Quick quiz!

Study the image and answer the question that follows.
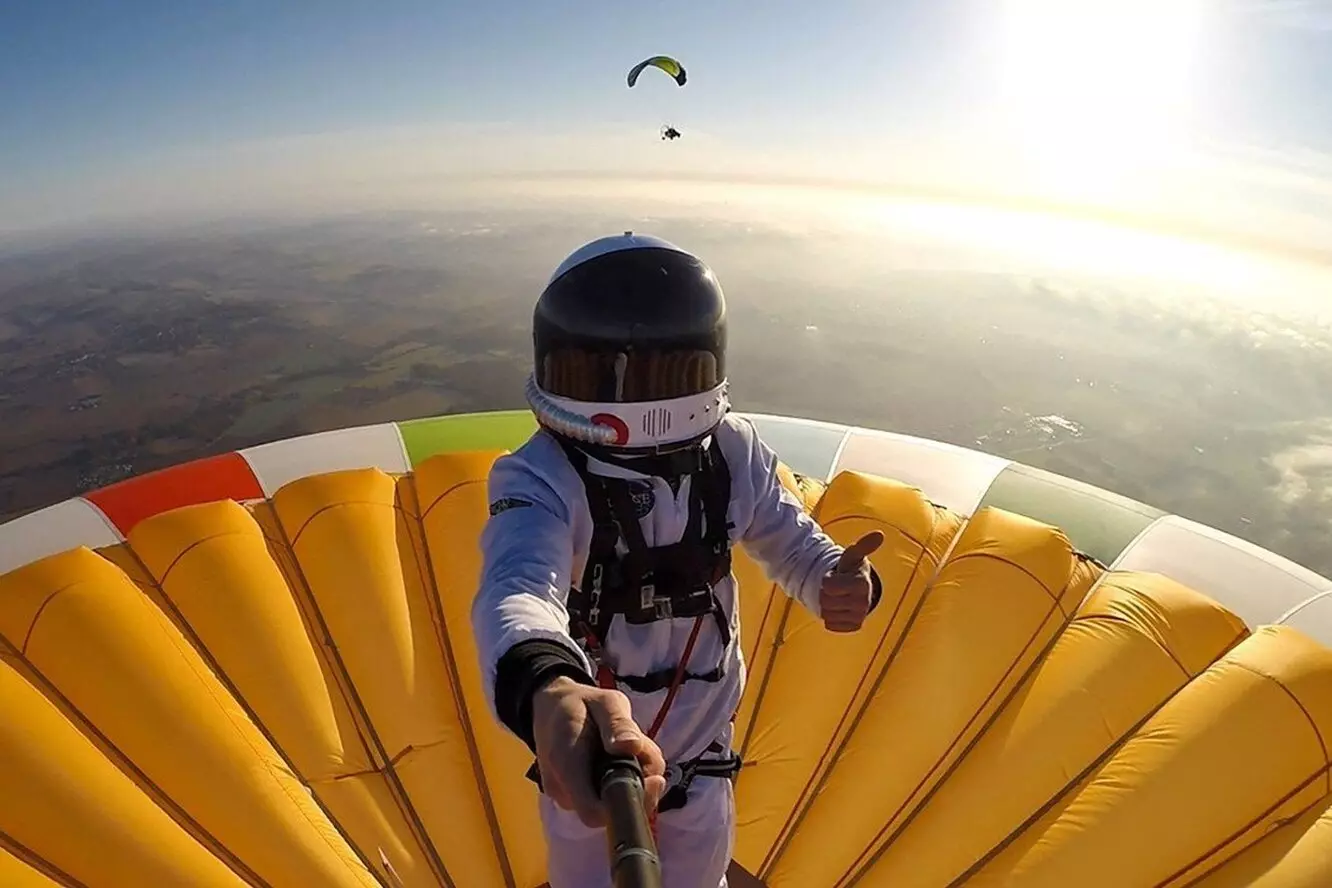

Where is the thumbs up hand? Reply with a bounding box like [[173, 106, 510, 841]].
[[820, 531, 884, 633]]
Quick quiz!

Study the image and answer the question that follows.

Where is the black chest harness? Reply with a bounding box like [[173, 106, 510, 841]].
[[554, 433, 736, 694], [546, 433, 745, 812]]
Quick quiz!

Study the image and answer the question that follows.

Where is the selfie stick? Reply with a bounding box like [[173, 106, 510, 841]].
[[595, 751, 663, 888]]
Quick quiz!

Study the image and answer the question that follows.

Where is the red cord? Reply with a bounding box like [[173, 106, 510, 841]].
[[644, 614, 704, 837], [646, 615, 704, 740]]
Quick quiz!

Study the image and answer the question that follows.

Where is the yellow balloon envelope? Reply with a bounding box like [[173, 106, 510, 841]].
[[0, 408, 1329, 887]]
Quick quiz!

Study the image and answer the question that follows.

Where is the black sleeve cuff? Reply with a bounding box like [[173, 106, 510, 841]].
[[494, 639, 595, 752], [868, 564, 884, 613]]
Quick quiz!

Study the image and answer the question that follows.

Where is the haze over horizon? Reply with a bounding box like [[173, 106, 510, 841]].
[[7, 0, 1332, 578], [5, 0, 1332, 259]]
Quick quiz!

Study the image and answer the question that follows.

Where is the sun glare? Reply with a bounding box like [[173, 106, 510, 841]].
[[994, 0, 1207, 197]]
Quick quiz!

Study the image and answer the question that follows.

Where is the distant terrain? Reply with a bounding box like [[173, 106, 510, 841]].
[[4, 207, 1332, 578]]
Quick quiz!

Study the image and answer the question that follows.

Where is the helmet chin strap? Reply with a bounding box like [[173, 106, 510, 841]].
[[575, 436, 713, 480]]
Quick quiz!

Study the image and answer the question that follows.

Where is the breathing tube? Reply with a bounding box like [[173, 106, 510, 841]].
[[525, 373, 621, 446]]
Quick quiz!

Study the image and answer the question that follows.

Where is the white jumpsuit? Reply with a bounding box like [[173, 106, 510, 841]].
[[472, 413, 846, 888]]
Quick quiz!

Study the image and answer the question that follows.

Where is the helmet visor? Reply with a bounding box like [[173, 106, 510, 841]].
[[539, 347, 722, 403]]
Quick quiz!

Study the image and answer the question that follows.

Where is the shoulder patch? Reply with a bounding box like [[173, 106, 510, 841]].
[[489, 496, 534, 516]]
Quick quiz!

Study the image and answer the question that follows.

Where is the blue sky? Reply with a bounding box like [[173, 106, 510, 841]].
[[4, 0, 1332, 239], [1, 1, 968, 167]]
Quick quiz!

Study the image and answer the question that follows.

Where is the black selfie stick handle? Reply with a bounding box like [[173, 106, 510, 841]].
[[594, 747, 663, 888]]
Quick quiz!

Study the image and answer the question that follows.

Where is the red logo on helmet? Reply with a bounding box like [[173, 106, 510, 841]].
[[590, 413, 630, 445]]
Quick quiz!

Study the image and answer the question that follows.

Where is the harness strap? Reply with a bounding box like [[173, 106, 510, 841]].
[[698, 441, 733, 561], [605, 476, 650, 554], [619, 660, 723, 695], [658, 740, 744, 813], [578, 615, 731, 694], [574, 622, 619, 691]]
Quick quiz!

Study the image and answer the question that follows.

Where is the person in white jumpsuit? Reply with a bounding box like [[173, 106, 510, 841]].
[[471, 233, 882, 888]]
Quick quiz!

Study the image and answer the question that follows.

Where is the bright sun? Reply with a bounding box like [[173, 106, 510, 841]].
[[993, 0, 1207, 197]]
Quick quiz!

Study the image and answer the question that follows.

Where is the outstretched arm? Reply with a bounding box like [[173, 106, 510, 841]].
[[731, 419, 882, 620], [472, 449, 596, 752]]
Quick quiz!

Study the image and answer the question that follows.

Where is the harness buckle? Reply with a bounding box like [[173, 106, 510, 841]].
[[657, 747, 744, 813]]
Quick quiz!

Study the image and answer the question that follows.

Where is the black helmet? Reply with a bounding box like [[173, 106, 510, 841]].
[[526, 232, 730, 449]]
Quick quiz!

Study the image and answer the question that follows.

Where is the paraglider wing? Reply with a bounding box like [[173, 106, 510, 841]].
[[627, 55, 686, 88]]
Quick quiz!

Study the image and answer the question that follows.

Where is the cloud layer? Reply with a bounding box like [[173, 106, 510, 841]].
[[4, 119, 1332, 269]]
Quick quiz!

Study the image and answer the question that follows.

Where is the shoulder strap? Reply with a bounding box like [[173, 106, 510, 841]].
[[604, 478, 650, 555], [553, 436, 619, 554], [687, 435, 735, 652], [697, 434, 733, 551], [551, 435, 620, 642], [552, 432, 650, 556]]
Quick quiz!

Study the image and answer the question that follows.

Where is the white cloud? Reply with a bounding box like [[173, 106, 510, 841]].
[[4, 119, 1332, 272]]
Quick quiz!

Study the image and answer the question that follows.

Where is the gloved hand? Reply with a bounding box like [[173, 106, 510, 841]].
[[820, 530, 884, 633], [531, 675, 668, 827]]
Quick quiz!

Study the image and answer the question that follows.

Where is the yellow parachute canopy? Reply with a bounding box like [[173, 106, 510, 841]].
[[0, 408, 1330, 886], [627, 55, 686, 88]]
